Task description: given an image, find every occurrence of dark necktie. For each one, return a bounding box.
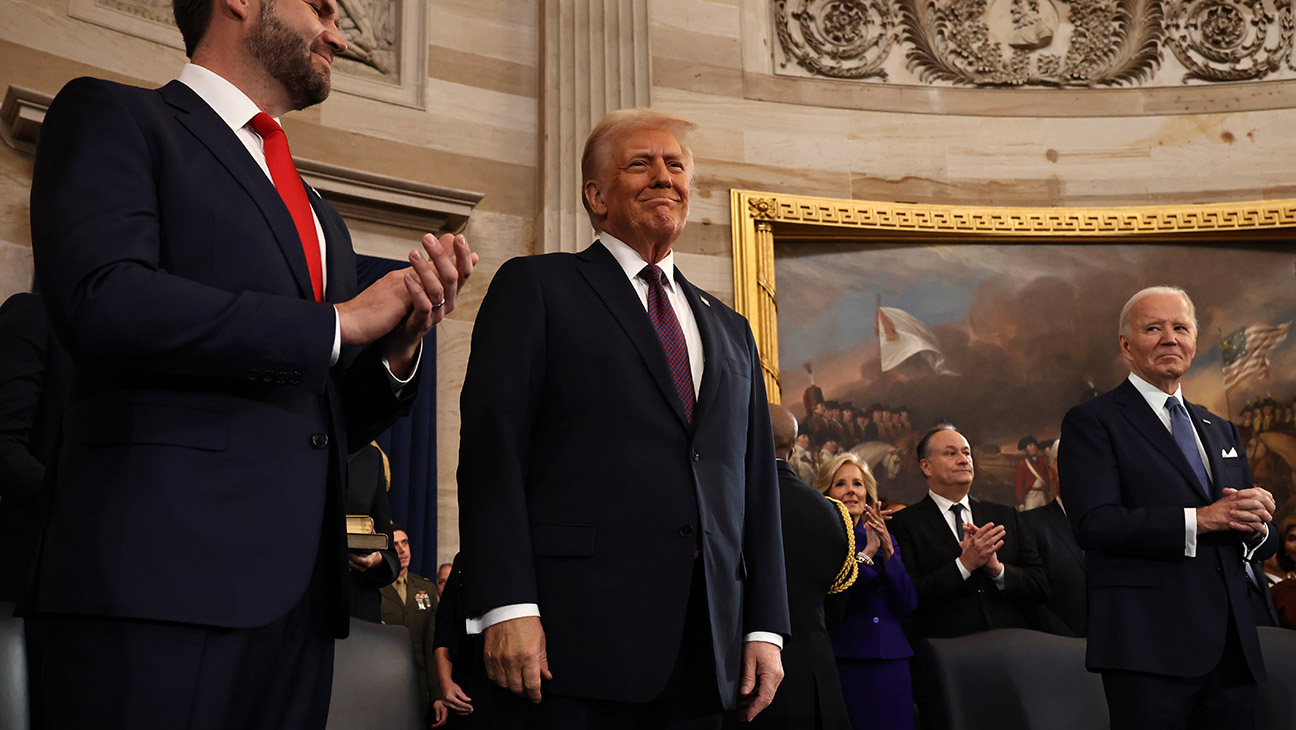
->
[950,503,966,541]
[249,113,324,301]
[1166,396,1210,497]
[640,265,694,425]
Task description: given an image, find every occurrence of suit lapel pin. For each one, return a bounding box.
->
[700,295,710,307]
[1201,418,1212,424]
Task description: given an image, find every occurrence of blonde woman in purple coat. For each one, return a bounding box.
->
[816,453,918,730]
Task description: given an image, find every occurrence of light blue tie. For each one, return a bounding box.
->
[1166,396,1210,498]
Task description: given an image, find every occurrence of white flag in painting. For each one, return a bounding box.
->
[875,305,957,375]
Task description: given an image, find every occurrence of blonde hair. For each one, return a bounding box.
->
[580,108,697,227]
[814,452,878,505]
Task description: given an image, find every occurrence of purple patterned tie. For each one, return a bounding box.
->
[641,265,694,425]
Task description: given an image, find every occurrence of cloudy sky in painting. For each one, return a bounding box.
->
[775,240,1296,450]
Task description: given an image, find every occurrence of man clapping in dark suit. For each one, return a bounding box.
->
[1060,286,1276,730]
[890,426,1049,641]
[457,109,789,729]
[27,0,474,726]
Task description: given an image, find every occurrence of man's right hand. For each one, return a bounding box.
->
[1197,487,1275,536]
[335,268,418,347]
[483,615,552,703]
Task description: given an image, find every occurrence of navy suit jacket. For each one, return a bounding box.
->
[28,77,413,635]
[891,494,1049,640]
[1059,379,1276,679]
[457,241,789,706]
[1023,499,1087,637]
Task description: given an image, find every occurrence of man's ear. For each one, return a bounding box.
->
[919,459,931,478]
[583,179,606,217]
[223,0,253,22]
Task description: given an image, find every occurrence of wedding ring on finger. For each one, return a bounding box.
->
[431,299,446,309]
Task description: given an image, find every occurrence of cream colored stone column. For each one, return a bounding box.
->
[540,0,651,254]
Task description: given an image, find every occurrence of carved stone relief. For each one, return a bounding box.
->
[774,0,1296,85]
[67,0,425,107]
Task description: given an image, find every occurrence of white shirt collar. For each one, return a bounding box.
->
[177,63,268,134]
[928,489,970,516]
[599,233,677,291]
[1127,371,1184,411]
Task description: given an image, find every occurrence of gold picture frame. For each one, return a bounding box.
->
[729,189,1296,402]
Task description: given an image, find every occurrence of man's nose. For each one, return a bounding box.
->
[323,25,347,54]
[649,159,673,187]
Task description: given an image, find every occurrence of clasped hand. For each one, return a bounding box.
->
[1197,487,1275,538]
[960,522,1005,576]
[335,233,477,376]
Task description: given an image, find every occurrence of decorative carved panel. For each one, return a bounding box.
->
[773,0,1296,86]
[67,0,426,107]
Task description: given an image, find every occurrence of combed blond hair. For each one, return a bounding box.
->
[814,452,878,505]
[580,108,697,227]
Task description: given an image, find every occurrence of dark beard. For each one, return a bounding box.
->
[244,0,330,110]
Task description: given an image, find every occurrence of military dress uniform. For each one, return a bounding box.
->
[380,572,439,704]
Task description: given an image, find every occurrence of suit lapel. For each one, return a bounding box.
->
[308,189,355,303]
[917,495,961,553]
[576,242,690,430]
[675,269,720,426]
[159,81,317,301]
[1186,401,1226,500]
[1113,380,1208,502]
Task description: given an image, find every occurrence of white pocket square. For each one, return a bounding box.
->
[1221,447,1238,458]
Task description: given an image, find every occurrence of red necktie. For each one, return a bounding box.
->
[640,265,694,425]
[249,112,324,301]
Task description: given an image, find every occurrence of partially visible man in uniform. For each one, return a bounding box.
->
[457,109,789,728]
[1060,286,1276,730]
[381,527,440,711]
[26,0,475,726]
[1014,435,1054,511]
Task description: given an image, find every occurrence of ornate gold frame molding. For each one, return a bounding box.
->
[730,188,1296,400]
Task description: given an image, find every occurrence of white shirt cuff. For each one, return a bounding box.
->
[330,307,342,366]
[744,631,783,649]
[991,564,1006,590]
[381,340,423,395]
[1184,508,1197,558]
[955,558,972,581]
[1242,524,1269,561]
[465,603,540,635]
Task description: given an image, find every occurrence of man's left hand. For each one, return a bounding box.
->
[383,233,477,377]
[347,551,381,572]
[737,640,783,721]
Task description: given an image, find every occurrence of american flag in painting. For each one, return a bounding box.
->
[1220,322,1291,389]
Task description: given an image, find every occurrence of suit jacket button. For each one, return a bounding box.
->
[276,372,288,384]
[290,371,302,385]
[679,524,695,537]
[691,450,700,462]
[247,368,260,381]
[311,433,329,449]
[872,617,880,624]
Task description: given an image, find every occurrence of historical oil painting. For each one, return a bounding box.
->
[775,240,1296,518]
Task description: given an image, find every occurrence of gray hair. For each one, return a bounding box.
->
[1118,286,1197,338]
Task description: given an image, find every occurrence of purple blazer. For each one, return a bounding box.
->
[830,531,918,660]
